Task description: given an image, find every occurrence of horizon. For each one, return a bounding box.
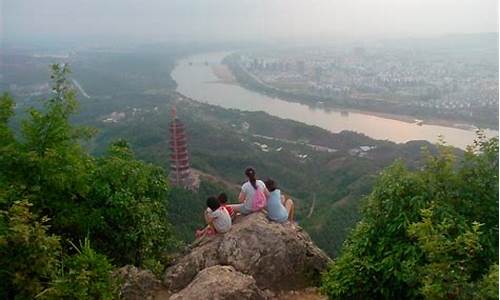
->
[2,0,498,46]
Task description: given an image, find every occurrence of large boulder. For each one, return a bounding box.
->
[115,265,167,300]
[170,265,266,300]
[163,212,330,293]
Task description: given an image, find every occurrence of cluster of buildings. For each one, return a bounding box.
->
[236,47,498,118]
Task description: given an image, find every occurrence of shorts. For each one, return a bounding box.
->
[232,204,252,215]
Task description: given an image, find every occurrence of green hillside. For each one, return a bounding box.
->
[1,60,496,299]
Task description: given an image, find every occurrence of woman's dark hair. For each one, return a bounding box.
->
[218,193,228,204]
[245,167,257,189]
[264,178,277,192]
[207,196,220,211]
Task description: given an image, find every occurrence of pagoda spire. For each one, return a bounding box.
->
[169,104,197,189]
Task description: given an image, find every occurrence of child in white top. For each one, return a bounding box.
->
[196,196,232,238]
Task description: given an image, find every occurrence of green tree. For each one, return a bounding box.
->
[322,135,498,299]
[0,64,177,297]
[87,140,175,273]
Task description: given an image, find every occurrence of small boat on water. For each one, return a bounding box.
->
[415,119,424,126]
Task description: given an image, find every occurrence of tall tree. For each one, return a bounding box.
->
[322,135,498,299]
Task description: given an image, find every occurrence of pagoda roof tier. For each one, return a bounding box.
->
[169,137,187,143]
[169,142,187,148]
[169,129,186,135]
[170,154,189,160]
[170,133,185,138]
[170,165,190,171]
[169,172,192,179]
[169,130,186,136]
[170,124,185,130]
[170,162,190,167]
[169,123,186,130]
[170,159,190,166]
[170,146,187,151]
[169,144,188,154]
[170,150,189,156]
[170,161,189,170]
[169,144,187,150]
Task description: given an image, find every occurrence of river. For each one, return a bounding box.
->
[171,52,498,149]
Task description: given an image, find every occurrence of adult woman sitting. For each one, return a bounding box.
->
[230,167,268,215]
[264,178,295,223]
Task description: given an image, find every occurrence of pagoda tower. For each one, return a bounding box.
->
[169,105,197,189]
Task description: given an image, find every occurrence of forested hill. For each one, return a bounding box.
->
[2,47,458,256]
[75,87,448,256]
[1,63,497,299]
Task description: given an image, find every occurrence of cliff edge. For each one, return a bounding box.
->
[163,212,330,299]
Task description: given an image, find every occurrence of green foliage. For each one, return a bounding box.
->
[0,200,118,299]
[87,140,175,272]
[1,64,94,216]
[0,64,176,297]
[477,264,499,300]
[0,200,60,299]
[47,239,119,300]
[322,135,499,299]
[408,209,484,299]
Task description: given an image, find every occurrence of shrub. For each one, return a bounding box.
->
[322,135,498,299]
[48,239,119,300]
[0,200,60,299]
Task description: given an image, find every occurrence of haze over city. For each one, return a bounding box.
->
[3,0,499,43]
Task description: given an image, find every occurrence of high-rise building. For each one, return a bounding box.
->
[169,105,197,190]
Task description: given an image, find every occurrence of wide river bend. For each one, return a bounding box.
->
[172,52,498,149]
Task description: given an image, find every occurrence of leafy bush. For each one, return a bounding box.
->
[48,239,119,300]
[0,200,60,299]
[322,135,498,299]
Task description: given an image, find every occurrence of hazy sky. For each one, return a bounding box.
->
[2,0,498,43]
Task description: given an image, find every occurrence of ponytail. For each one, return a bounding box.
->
[245,167,257,190]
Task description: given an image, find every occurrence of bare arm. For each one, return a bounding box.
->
[204,210,214,224]
[238,191,246,203]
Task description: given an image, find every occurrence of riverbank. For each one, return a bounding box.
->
[210,64,485,131]
[172,51,498,149]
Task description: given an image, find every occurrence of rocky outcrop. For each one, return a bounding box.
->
[163,212,330,296]
[170,265,266,300]
[115,265,168,300]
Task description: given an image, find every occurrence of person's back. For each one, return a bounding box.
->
[267,189,288,223]
[208,206,232,233]
[196,196,232,238]
[265,178,295,223]
[228,167,269,215]
[241,179,266,213]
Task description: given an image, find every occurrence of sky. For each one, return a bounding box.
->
[2,0,498,44]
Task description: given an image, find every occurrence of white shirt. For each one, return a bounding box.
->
[241,180,266,211]
[207,207,232,233]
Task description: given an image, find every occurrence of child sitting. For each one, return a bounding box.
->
[196,196,232,238]
[264,178,295,223]
[218,192,236,220]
